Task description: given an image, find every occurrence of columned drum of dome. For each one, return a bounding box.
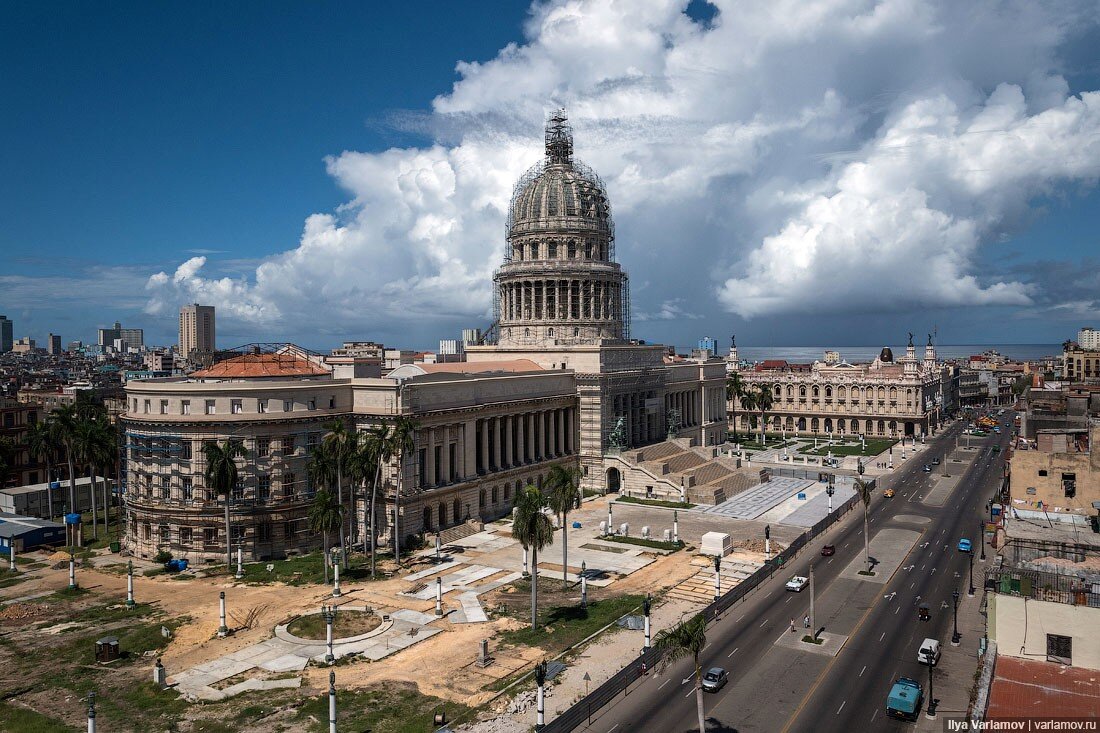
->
[494,110,630,347]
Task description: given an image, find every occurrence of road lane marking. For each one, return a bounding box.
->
[784,596,791,603]
[760,619,768,628]
[837,701,846,715]
[859,665,866,677]
[658,679,670,690]
[737,615,745,622]
[894,606,900,615]
[728,647,739,658]
[879,632,885,641]
[609,725,619,733]
[684,686,695,699]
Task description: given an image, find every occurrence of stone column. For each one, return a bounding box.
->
[492,417,502,471]
[556,408,565,456]
[517,412,526,464]
[479,419,489,474]
[526,412,535,463]
[463,420,476,479]
[440,425,451,485]
[425,427,436,487]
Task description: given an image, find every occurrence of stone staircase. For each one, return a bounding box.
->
[439,519,483,546]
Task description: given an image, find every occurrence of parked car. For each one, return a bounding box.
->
[931,457,940,465]
[957,538,972,552]
[918,638,941,666]
[821,544,835,556]
[922,464,932,472]
[786,575,809,592]
[883,488,895,498]
[702,667,728,692]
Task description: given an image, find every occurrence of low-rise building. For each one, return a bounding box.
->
[1008,421,1100,517]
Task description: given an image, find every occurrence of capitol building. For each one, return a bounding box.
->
[120,112,726,561]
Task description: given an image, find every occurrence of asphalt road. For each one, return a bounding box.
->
[577,414,1009,733]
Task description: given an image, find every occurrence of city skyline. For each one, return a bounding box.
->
[4,1,1100,349]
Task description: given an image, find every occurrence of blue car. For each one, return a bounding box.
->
[957,538,972,553]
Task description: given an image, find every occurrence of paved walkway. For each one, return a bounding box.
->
[698,477,816,520]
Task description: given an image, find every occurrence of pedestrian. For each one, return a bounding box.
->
[804,615,810,629]
[790,618,795,633]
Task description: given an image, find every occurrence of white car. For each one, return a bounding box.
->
[785,575,809,592]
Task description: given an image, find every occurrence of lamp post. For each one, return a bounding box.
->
[322,604,336,664]
[126,559,135,609]
[332,553,342,598]
[580,560,587,609]
[8,544,14,573]
[713,555,721,601]
[672,510,679,544]
[87,691,97,733]
[535,661,547,731]
[607,503,613,537]
[967,548,975,597]
[951,589,960,645]
[643,594,652,651]
[764,524,771,560]
[979,520,986,562]
[435,576,443,616]
[328,670,337,733]
[924,648,936,719]
[826,479,835,514]
[808,563,816,639]
[235,545,244,579]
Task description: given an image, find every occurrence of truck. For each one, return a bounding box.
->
[886,677,923,721]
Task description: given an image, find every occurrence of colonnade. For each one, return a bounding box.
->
[500,279,620,323]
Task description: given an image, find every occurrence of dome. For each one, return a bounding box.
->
[506,110,613,240]
[879,347,894,363]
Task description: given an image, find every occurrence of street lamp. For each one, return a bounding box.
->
[979,520,986,562]
[924,648,936,719]
[713,555,722,601]
[951,589,961,645]
[826,477,835,514]
[967,547,975,597]
[322,604,336,664]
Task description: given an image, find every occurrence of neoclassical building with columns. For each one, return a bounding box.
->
[120,111,725,561]
[730,337,944,439]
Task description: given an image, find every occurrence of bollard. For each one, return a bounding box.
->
[323,605,336,664]
[580,560,588,609]
[435,577,443,616]
[332,560,341,598]
[619,522,628,537]
[153,658,167,687]
[69,553,77,590]
[126,560,135,609]
[663,529,671,542]
[217,591,228,637]
[522,547,529,577]
[235,546,243,579]
[435,533,442,563]
[673,510,679,543]
[641,526,650,540]
[8,544,14,573]
[87,691,96,733]
[328,671,337,733]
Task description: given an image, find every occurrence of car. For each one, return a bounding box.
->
[701,667,728,692]
[918,638,941,666]
[957,538,972,552]
[786,575,809,592]
[884,488,896,498]
[931,457,940,465]
[922,464,932,472]
[821,544,835,556]
[994,427,1002,433]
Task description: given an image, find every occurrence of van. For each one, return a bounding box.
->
[918,638,941,666]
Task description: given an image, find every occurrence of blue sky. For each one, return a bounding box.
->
[3,1,1099,351]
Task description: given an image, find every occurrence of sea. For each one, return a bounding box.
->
[706,344,1061,363]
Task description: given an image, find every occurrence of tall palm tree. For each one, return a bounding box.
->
[655,613,708,733]
[856,477,872,574]
[308,489,343,584]
[388,416,418,565]
[739,390,758,445]
[48,404,81,530]
[320,419,357,570]
[512,484,555,628]
[73,412,112,541]
[26,420,57,518]
[725,372,744,441]
[353,423,391,577]
[756,383,774,445]
[204,439,247,568]
[96,421,119,537]
[545,465,580,590]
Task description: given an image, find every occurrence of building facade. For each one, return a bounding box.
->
[1077,327,1100,351]
[729,337,944,438]
[1063,342,1100,383]
[179,304,216,360]
[0,315,12,353]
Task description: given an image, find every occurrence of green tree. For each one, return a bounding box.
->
[511,484,555,628]
[856,477,872,574]
[756,383,775,444]
[725,372,744,441]
[545,464,580,590]
[307,489,344,584]
[655,613,708,733]
[0,437,16,489]
[96,422,119,536]
[739,389,758,444]
[353,423,392,577]
[320,419,357,570]
[203,440,247,567]
[48,404,81,534]
[73,410,113,541]
[26,420,57,518]
[387,416,418,564]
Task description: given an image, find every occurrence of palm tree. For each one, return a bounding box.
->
[655,614,708,733]
[725,372,744,441]
[756,383,774,445]
[0,437,15,489]
[204,439,247,568]
[96,422,119,537]
[48,404,81,530]
[308,489,344,584]
[354,423,392,577]
[73,412,113,541]
[320,419,357,570]
[856,477,872,574]
[739,390,758,445]
[388,416,418,565]
[26,420,57,518]
[545,465,580,590]
[511,484,555,628]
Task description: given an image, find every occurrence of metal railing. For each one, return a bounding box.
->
[542,493,860,732]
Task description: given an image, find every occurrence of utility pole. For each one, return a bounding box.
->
[951,589,960,645]
[808,563,816,639]
[643,594,652,651]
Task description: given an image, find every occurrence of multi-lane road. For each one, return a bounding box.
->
[580,414,1010,733]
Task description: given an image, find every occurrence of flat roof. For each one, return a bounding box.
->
[0,512,65,536]
[0,476,106,496]
[987,656,1100,720]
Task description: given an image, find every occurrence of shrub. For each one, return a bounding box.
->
[153,550,173,564]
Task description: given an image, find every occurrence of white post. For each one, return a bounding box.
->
[522,547,529,576]
[126,560,135,608]
[765,538,771,560]
[332,560,341,598]
[435,576,443,616]
[217,591,228,637]
[8,544,14,572]
[580,560,588,609]
[435,533,442,563]
[235,546,243,579]
[87,692,96,733]
[644,613,651,651]
[809,563,815,639]
[69,554,77,590]
[713,559,721,601]
[607,504,613,535]
[328,671,337,733]
[324,607,335,664]
[673,510,679,544]
[536,681,545,729]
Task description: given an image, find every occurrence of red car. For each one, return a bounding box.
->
[821,544,835,556]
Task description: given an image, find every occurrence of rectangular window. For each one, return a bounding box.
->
[257,522,272,542]
[144,400,151,413]
[328,396,336,409]
[161,475,170,499]
[1038,469,1048,477]
[180,441,192,460]
[231,399,243,414]
[182,477,193,502]
[1062,472,1077,498]
[230,525,244,542]
[204,527,216,544]
[160,400,168,414]
[182,400,191,415]
[284,399,293,412]
[159,524,171,544]
[257,437,270,458]
[306,432,318,452]
[232,480,245,501]
[205,400,216,415]
[308,398,317,411]
[180,526,192,544]
[283,472,295,497]
[258,399,267,414]
[1046,634,1072,665]
[284,435,296,454]
[257,475,271,502]
[283,521,295,540]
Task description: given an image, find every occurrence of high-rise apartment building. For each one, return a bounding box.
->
[179,304,216,360]
[47,333,62,355]
[1078,327,1100,350]
[0,315,12,353]
[98,321,144,350]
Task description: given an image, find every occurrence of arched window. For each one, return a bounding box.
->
[453,497,461,523]
[437,502,446,528]
[838,419,846,433]
[786,385,793,396]
[547,242,557,259]
[799,386,807,397]
[838,386,847,399]
[825,386,832,398]
[423,506,432,532]
[797,417,807,431]
[811,417,819,432]
[524,328,531,337]
[574,327,580,337]
[491,486,499,504]
[812,386,820,398]
[774,385,781,397]
[878,387,886,400]
[824,418,832,433]
[548,328,555,337]
[504,483,511,501]
[889,387,897,400]
[479,488,486,510]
